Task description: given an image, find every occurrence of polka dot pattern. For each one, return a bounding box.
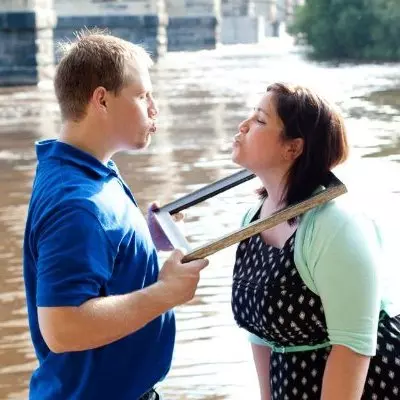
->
[232,234,328,348]
[231,230,400,398]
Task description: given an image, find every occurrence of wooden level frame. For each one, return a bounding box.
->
[152,169,347,262]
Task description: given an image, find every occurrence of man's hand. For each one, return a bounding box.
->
[146,202,185,251]
[158,249,209,306]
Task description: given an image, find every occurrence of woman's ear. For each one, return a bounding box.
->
[286,138,304,161]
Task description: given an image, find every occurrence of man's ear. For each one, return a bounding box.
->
[286,138,304,161]
[91,86,108,113]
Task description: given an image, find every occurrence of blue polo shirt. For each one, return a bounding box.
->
[23,139,175,400]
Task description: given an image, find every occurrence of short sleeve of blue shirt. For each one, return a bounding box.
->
[36,206,114,307]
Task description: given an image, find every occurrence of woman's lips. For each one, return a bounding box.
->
[233,134,242,145]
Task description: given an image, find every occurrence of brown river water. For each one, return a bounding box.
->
[0,40,399,399]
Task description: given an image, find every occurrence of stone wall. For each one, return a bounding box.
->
[53,0,167,61]
[166,0,219,52]
[166,0,220,16]
[0,0,56,86]
[167,16,219,52]
[220,0,276,43]
[0,0,294,86]
[54,0,160,16]
[54,15,166,61]
[220,16,265,44]
[221,0,252,16]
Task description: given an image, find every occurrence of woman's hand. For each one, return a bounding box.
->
[146,202,185,251]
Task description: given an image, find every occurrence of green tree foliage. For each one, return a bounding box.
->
[289,0,400,61]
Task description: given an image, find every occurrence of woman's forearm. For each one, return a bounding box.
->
[252,343,272,400]
[321,344,371,400]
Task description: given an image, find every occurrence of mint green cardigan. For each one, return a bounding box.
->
[242,193,399,356]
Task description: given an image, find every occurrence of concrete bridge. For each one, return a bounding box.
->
[0,0,301,86]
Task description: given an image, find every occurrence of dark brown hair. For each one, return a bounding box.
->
[54,29,152,122]
[259,82,348,219]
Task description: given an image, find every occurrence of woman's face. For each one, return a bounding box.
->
[232,92,294,174]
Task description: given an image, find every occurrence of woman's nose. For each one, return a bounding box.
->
[238,119,249,133]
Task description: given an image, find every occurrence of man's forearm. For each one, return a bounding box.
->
[38,281,174,353]
[321,345,370,400]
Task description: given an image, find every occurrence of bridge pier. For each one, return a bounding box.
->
[0,0,56,86]
[166,0,220,52]
[0,0,296,87]
[53,0,168,62]
[220,0,276,44]
[275,0,304,36]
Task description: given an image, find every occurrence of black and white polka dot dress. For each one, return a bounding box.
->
[231,228,400,399]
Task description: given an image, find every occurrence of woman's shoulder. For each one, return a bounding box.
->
[295,190,385,281]
[297,188,400,317]
[305,188,398,250]
[298,191,375,243]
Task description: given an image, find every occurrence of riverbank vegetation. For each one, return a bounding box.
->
[289,0,400,62]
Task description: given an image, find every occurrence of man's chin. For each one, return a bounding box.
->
[127,136,151,151]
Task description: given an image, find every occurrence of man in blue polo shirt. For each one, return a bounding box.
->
[22,31,209,400]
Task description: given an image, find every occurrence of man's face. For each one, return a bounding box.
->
[107,65,158,150]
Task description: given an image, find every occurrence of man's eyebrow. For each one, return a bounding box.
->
[134,88,152,95]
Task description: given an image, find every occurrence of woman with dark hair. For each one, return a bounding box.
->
[231,83,400,399]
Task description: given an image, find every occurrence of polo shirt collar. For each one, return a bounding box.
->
[35,139,118,178]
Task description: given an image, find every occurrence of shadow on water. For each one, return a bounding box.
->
[0,41,399,399]
[367,88,400,111]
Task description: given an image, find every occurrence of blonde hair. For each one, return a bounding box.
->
[54,29,153,121]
